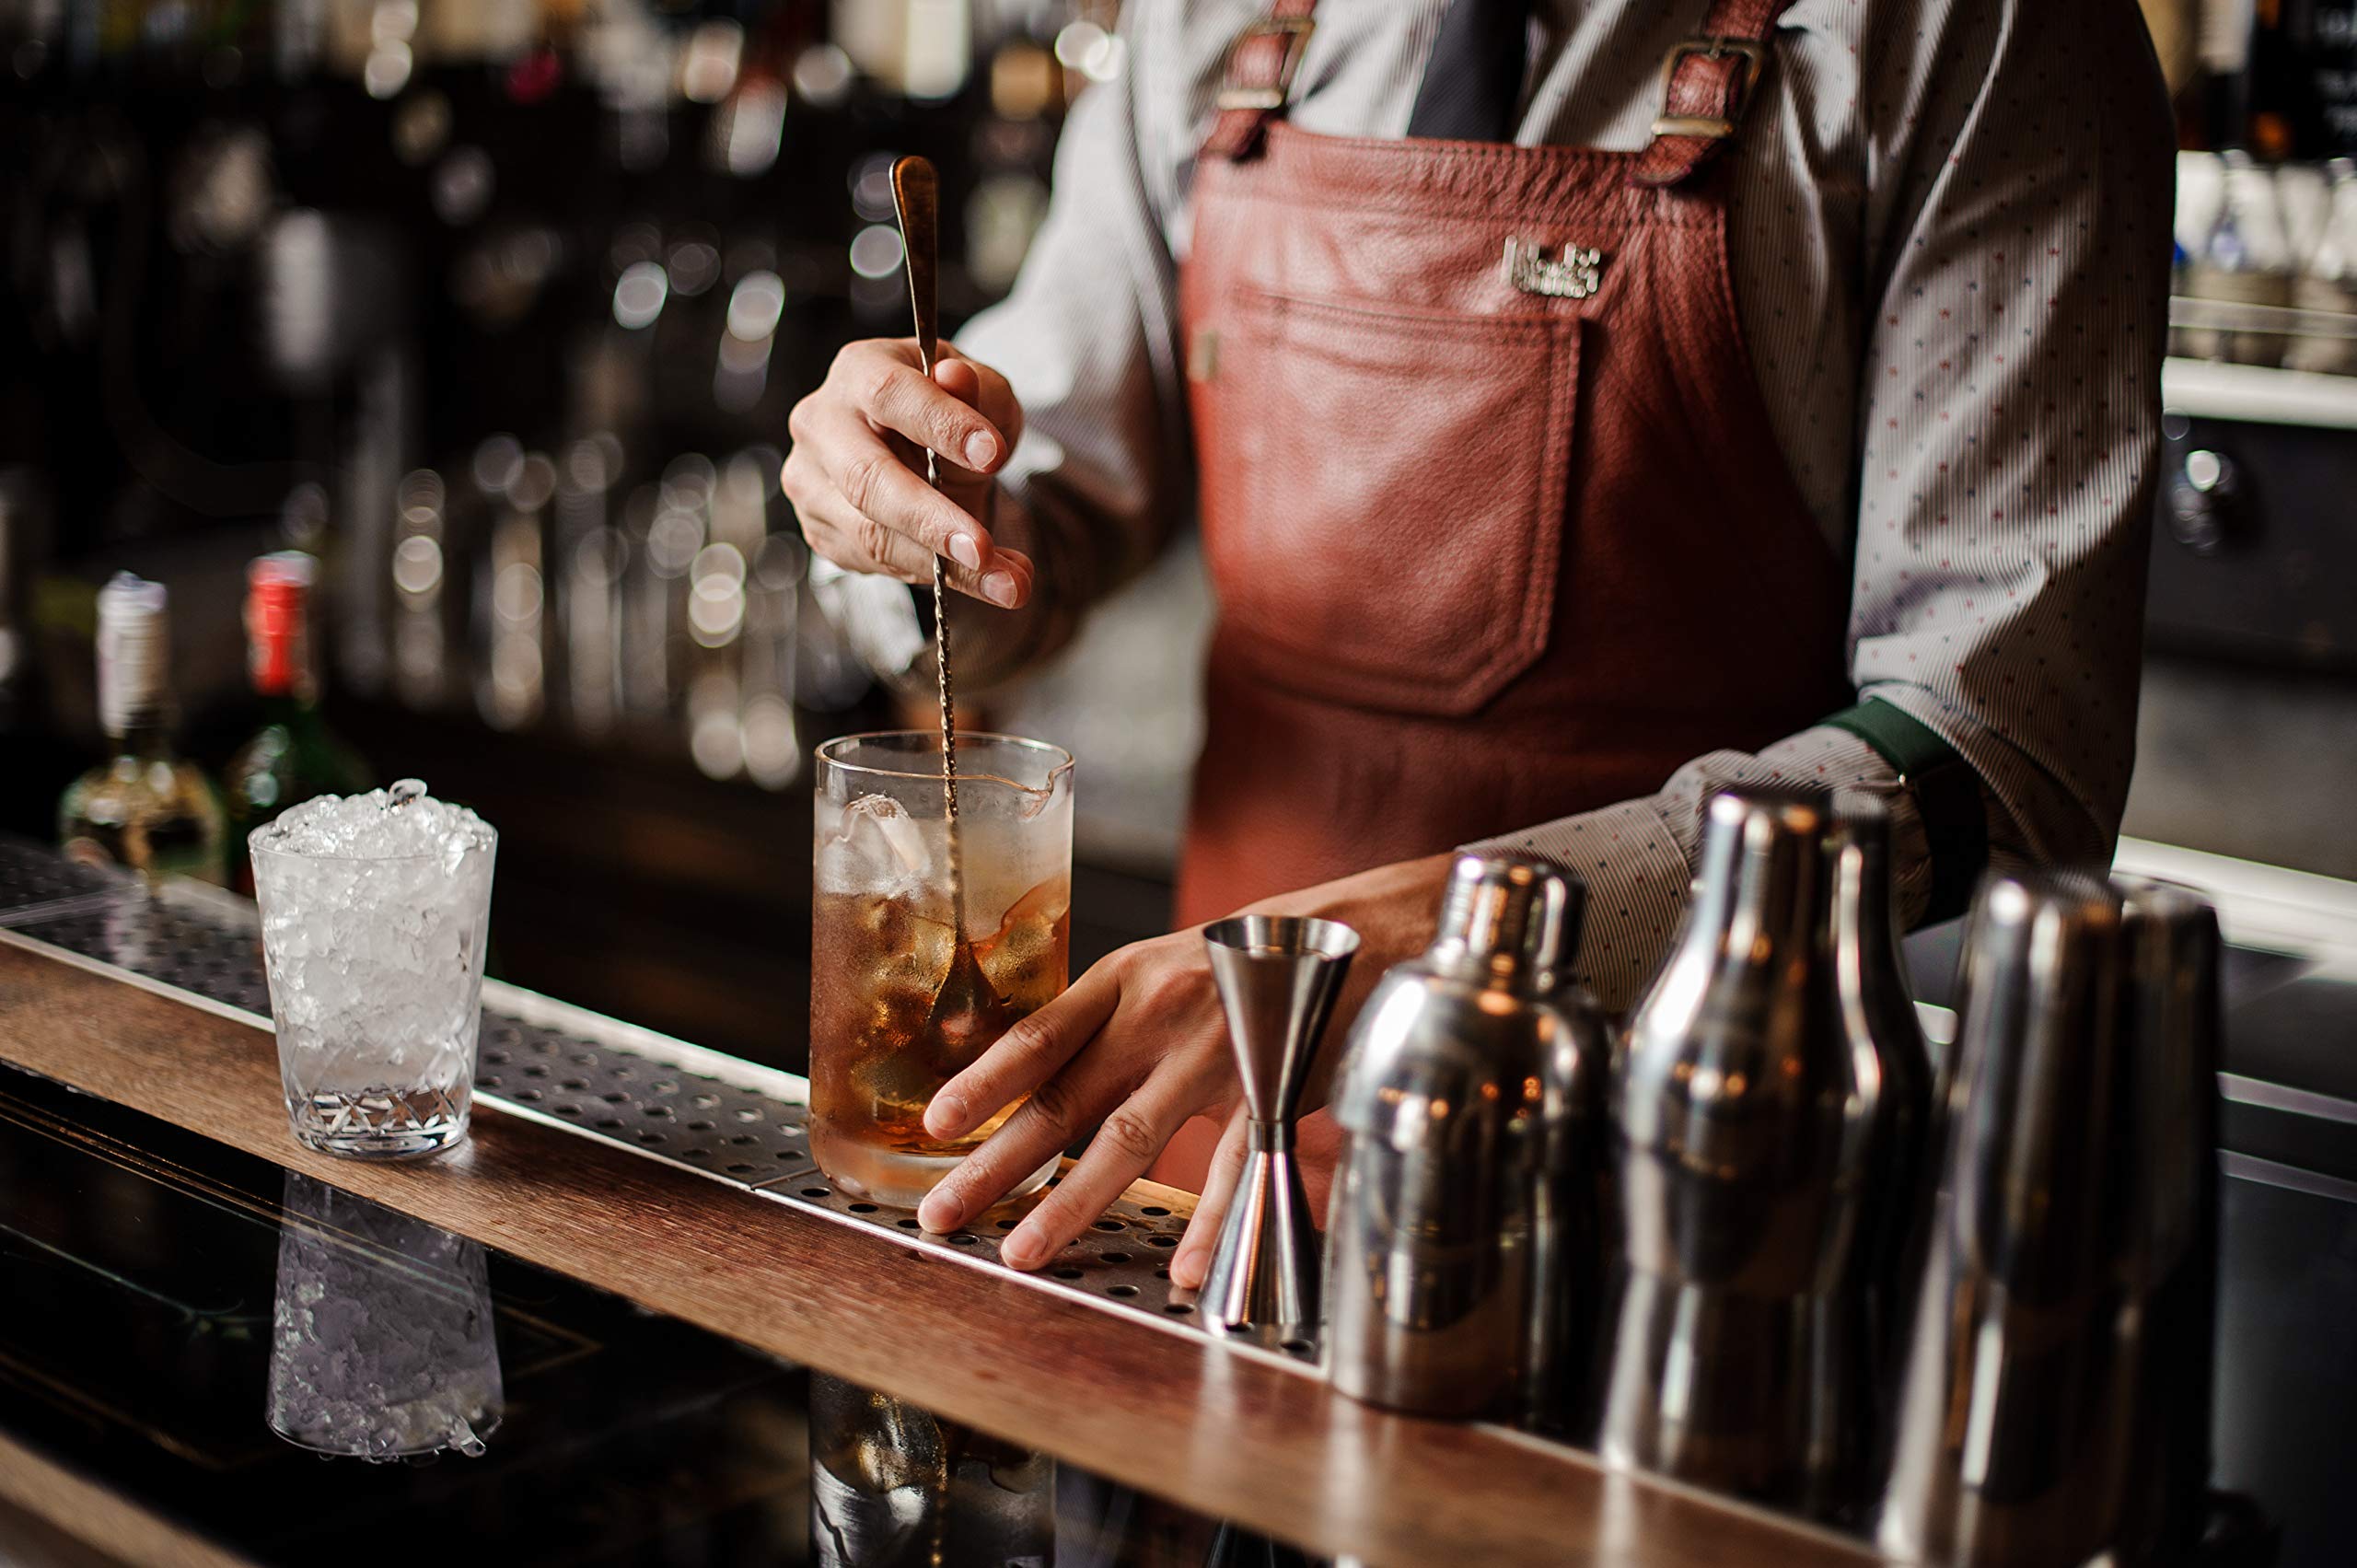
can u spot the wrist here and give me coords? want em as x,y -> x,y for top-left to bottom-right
1241,852 -> 1455,1105
1260,851 -> 1450,944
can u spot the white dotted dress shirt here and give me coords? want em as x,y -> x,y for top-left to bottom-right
942,0 -> 2175,1006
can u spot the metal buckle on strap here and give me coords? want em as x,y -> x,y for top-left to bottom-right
1216,14 -> 1316,112
1650,36 -> 1767,140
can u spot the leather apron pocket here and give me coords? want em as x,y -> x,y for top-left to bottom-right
1198,287 -> 1581,717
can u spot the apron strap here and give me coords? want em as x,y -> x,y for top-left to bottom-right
1204,0 -> 1321,161
1206,1 -> 1796,172
1629,0 -> 1801,189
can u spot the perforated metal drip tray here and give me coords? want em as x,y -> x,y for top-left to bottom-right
471,1013 -> 1213,1326
0,839 -> 132,928
0,842 -> 1285,1354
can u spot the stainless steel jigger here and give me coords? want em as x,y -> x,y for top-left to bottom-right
1197,915 -> 1361,1342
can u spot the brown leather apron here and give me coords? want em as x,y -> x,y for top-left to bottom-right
1159,0 -> 1852,1189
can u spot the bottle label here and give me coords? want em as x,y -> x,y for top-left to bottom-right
96,575 -> 168,737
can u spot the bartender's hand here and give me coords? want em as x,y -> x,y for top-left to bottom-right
914,854 -> 1456,1286
782,338 -> 1035,609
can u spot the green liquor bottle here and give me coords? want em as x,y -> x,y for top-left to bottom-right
225,552 -> 372,892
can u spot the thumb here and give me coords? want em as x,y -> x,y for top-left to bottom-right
933,343 -> 1024,449
933,354 -> 983,405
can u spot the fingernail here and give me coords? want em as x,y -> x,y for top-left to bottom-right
926,1091 -> 967,1137
1171,1249 -> 1205,1290
1001,1226 -> 1044,1269
917,1193 -> 958,1234
964,432 -> 998,470
946,534 -> 981,571
981,571 -> 1017,608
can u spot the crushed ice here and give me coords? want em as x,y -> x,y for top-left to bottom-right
257,779 -> 495,866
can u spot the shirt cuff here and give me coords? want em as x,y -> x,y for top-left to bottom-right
1461,727 -> 1933,1012
1463,796 -> 1693,1013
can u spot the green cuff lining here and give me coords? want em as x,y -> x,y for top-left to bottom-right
1822,700 -> 1988,925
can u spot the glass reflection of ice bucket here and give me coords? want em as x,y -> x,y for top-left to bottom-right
267,1172 -> 504,1461
808,732 -> 1073,1209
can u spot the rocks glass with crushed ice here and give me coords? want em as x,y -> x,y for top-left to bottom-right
250,780 -> 497,1158
810,734 -> 1073,1208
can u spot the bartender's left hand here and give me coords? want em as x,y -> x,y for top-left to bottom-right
914,854 -> 1455,1282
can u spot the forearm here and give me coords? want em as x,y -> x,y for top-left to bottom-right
1464,728 -> 1931,1012
1464,0 -> 2172,1011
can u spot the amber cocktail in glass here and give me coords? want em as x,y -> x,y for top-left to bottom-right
809,732 -> 1073,1208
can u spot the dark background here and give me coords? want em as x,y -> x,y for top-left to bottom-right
0,1 -> 1167,1071
11,1 -> 2357,1071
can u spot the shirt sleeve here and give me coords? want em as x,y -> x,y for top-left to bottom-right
933,6 -> 1195,689
1470,0 -> 2175,1010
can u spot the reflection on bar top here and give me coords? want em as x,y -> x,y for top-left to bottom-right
0,1062 -> 1298,1568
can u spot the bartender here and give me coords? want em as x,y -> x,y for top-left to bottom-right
784,1 -> 2173,1280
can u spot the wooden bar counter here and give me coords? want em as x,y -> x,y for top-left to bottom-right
0,873 -> 1887,1568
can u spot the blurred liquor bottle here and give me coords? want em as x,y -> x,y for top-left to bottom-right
2198,0 -> 2260,148
0,470 -> 44,735
225,552 -> 371,893
58,575 -> 228,888
2262,0 -> 2357,160
2245,0 -> 2316,159
2190,0 -> 2357,157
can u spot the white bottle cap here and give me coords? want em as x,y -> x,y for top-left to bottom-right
96,572 -> 169,738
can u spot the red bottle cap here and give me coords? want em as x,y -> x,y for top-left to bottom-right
247,552 -> 315,697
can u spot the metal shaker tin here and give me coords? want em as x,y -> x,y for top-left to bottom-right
1875,870 -> 2225,1567
1324,854 -> 1603,1422
1596,786 -> 1877,1518
1828,794 -> 1938,1406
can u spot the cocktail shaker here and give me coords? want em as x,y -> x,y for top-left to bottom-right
1875,870 -> 2224,1567
1829,794 -> 1937,1401
2113,877 -> 2225,1566
1523,879 -> 1611,1438
1324,854 -> 1605,1423
1596,786 -> 1876,1518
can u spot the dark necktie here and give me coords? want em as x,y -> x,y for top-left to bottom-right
1404,0 -> 1534,143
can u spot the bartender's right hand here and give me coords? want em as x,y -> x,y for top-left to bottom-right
783,338 -> 1034,609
